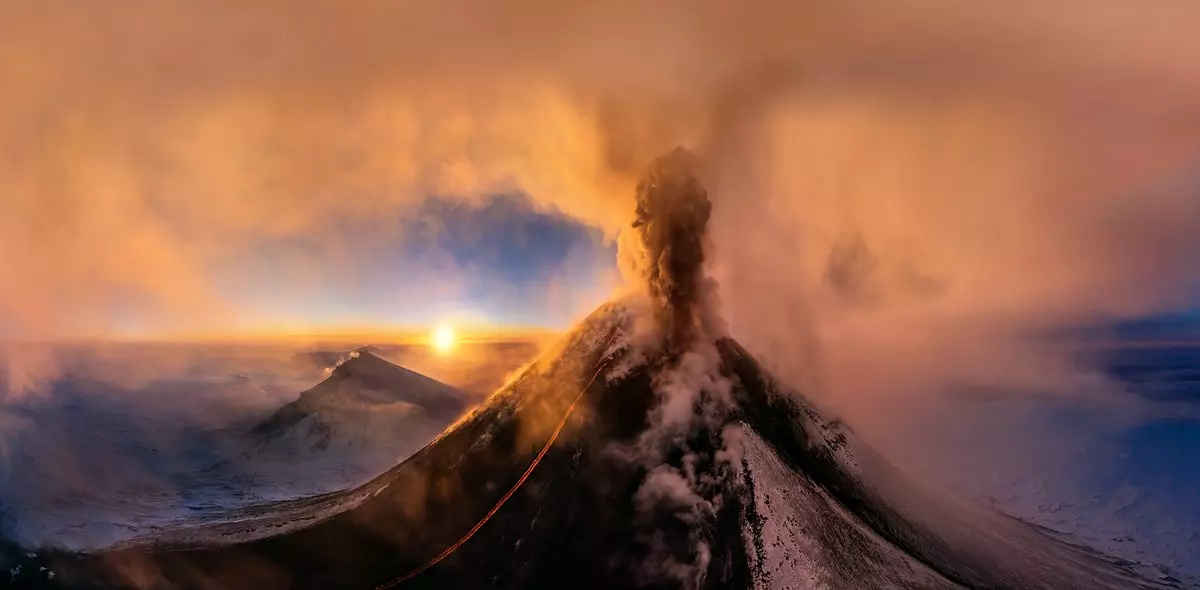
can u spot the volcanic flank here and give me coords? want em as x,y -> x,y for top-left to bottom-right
250,349 -> 467,449
225,349 -> 470,494
1,149 -> 1184,589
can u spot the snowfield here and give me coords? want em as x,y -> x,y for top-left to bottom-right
0,346 -> 470,552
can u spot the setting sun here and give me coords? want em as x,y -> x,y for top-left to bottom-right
430,324 -> 457,354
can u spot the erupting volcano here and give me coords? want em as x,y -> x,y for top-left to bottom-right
0,150 -> 1181,589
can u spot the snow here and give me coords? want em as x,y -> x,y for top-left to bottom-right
738,424 -> 957,589
0,348 -> 468,552
842,342 -> 1200,584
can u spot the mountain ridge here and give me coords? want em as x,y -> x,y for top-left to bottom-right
249,350 -> 467,444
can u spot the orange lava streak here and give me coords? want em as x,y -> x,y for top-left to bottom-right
376,361 -> 610,589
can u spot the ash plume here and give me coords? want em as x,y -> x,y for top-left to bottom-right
620,149 -> 742,589
630,147 -> 717,355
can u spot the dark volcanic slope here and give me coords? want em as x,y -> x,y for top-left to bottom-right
0,301 -> 1180,590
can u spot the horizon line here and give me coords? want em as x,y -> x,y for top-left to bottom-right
0,326 -> 564,346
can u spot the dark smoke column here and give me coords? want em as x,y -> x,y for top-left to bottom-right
632,147 -> 713,356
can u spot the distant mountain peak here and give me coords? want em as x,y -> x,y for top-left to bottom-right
329,349 -> 398,381
250,353 -> 467,443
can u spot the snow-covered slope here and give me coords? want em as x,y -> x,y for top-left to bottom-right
0,350 -> 469,553
235,349 -> 469,494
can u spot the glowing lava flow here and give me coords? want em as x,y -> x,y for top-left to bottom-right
375,359 -> 612,589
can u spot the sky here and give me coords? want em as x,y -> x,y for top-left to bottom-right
3,0 -> 1200,365
105,195 -> 618,338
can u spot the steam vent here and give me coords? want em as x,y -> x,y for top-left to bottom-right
0,150 -> 1180,590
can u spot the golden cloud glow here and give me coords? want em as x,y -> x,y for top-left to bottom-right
3,1 -> 1200,341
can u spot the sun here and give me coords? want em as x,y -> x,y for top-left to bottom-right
429,324 -> 458,354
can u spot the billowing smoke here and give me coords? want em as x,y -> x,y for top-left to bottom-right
617,151 -> 740,588
627,346 -> 739,589
629,148 -> 718,355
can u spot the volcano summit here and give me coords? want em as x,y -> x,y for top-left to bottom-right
249,349 -> 467,455
0,150 -> 1181,589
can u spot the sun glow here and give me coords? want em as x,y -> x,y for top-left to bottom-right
430,324 -> 458,354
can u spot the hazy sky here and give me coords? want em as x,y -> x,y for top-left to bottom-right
4,0 -> 1200,344
105,195 -> 618,337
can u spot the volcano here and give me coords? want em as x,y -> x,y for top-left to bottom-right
249,349 -> 467,454
1,150 -> 1182,589
207,349 -> 472,497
